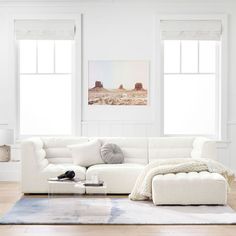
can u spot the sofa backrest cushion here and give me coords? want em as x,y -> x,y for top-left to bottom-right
42,137 -> 89,163
40,136 -> 215,165
97,137 -> 148,164
191,137 -> 217,160
148,137 -> 195,162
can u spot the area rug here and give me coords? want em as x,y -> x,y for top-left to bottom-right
1,197 -> 236,225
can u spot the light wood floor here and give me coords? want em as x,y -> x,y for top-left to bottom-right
0,182 -> 236,236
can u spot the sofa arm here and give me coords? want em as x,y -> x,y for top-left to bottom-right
21,137 -> 49,193
21,137 -> 48,170
191,137 -> 217,160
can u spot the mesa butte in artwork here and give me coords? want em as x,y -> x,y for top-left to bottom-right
88,61 -> 149,106
88,81 -> 147,105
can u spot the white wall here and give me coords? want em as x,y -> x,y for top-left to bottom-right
0,0 -> 236,171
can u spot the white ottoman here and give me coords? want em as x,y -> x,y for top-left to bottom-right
152,171 -> 227,205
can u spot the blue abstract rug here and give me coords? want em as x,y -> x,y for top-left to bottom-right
1,196 -> 236,224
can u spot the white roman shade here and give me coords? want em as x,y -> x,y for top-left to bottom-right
160,20 -> 222,40
15,20 -> 76,40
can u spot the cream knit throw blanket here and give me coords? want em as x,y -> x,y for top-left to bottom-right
129,158 -> 235,201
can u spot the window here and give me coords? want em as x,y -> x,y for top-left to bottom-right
163,40 -> 219,137
19,40 -> 73,135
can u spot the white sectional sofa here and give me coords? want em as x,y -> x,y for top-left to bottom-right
22,137 -> 226,204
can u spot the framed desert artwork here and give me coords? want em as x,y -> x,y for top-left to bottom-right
88,60 -> 149,105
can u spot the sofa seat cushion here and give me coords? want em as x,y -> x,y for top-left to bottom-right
42,163 -> 86,180
86,163 -> 145,194
152,171 -> 227,205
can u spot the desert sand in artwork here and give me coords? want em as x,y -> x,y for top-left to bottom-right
88,81 -> 147,105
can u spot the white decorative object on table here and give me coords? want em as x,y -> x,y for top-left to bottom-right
0,129 -> 14,162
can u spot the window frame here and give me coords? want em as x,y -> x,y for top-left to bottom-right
163,40 -> 220,138
14,14 -> 82,139
17,40 -> 74,137
158,15 -> 228,141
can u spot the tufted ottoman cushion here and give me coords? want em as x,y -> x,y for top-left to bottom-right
152,171 -> 227,205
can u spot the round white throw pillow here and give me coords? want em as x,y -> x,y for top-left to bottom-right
100,143 -> 124,164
